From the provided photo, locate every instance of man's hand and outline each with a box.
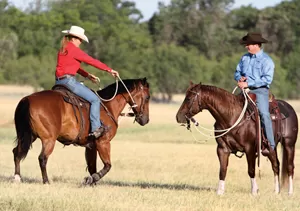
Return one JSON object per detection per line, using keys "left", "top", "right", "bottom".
{"left": 239, "top": 76, "right": 247, "bottom": 82}
{"left": 87, "top": 73, "right": 99, "bottom": 83}
{"left": 238, "top": 81, "right": 248, "bottom": 89}
{"left": 110, "top": 69, "right": 119, "bottom": 78}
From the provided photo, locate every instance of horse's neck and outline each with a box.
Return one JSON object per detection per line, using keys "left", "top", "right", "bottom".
{"left": 202, "top": 88, "right": 243, "bottom": 127}
{"left": 104, "top": 94, "right": 128, "bottom": 120}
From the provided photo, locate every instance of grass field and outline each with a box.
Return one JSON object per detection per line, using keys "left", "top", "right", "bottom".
{"left": 1, "top": 86, "right": 300, "bottom": 211}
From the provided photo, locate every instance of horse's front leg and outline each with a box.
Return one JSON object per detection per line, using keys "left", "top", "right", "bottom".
{"left": 268, "top": 148, "right": 280, "bottom": 194}
{"left": 83, "top": 139, "right": 111, "bottom": 186}
{"left": 85, "top": 144, "right": 97, "bottom": 175}
{"left": 216, "top": 144, "right": 230, "bottom": 195}
{"left": 245, "top": 147, "right": 259, "bottom": 195}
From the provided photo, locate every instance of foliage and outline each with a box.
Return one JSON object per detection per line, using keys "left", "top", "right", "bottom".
{"left": 1, "top": 0, "right": 300, "bottom": 100}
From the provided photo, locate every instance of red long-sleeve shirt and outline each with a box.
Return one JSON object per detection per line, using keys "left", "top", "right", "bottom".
{"left": 55, "top": 42, "right": 112, "bottom": 78}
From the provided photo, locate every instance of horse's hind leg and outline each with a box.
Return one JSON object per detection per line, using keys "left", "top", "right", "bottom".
{"left": 39, "top": 139, "right": 56, "bottom": 184}
{"left": 12, "top": 135, "right": 37, "bottom": 182}
{"left": 83, "top": 140, "right": 111, "bottom": 185}
{"left": 12, "top": 145, "right": 22, "bottom": 182}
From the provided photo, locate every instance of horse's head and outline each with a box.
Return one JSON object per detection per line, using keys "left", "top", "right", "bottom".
{"left": 176, "top": 81, "right": 202, "bottom": 124}
{"left": 126, "top": 78, "right": 150, "bottom": 126}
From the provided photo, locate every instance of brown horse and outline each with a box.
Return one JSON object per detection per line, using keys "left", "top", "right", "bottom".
{"left": 13, "top": 78, "right": 150, "bottom": 185}
{"left": 176, "top": 82, "right": 298, "bottom": 195}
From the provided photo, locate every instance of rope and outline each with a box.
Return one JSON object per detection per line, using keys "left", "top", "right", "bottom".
{"left": 93, "top": 75, "right": 138, "bottom": 124}
{"left": 186, "top": 87, "right": 249, "bottom": 139}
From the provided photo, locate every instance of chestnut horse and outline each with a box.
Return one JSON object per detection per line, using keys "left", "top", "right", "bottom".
{"left": 13, "top": 78, "right": 150, "bottom": 185}
{"left": 176, "top": 82, "right": 298, "bottom": 195}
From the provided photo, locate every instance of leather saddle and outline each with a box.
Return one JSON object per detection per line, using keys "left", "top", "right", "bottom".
{"left": 52, "top": 84, "right": 90, "bottom": 140}
{"left": 247, "top": 92, "right": 286, "bottom": 150}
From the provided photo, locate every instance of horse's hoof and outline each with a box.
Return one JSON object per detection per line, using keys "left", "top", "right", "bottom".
{"left": 216, "top": 190, "right": 224, "bottom": 195}
{"left": 82, "top": 176, "right": 94, "bottom": 186}
{"left": 13, "top": 174, "right": 22, "bottom": 183}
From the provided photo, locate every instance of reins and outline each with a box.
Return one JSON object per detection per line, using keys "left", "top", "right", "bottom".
{"left": 93, "top": 75, "right": 139, "bottom": 123}
{"left": 186, "top": 87, "right": 252, "bottom": 139}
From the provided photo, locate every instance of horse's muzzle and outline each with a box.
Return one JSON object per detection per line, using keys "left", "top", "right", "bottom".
{"left": 176, "top": 112, "right": 188, "bottom": 123}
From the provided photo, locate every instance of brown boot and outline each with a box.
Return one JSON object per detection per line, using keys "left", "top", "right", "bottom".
{"left": 261, "top": 148, "right": 270, "bottom": 156}
{"left": 261, "top": 140, "right": 271, "bottom": 156}
{"left": 90, "top": 125, "right": 110, "bottom": 138}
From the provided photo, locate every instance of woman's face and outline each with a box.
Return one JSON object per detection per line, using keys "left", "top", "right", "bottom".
{"left": 71, "top": 37, "right": 82, "bottom": 47}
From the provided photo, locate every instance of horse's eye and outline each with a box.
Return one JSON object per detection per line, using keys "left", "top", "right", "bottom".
{"left": 184, "top": 98, "right": 190, "bottom": 103}
{"left": 146, "top": 96, "right": 150, "bottom": 101}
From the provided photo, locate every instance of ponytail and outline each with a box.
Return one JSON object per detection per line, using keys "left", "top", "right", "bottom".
{"left": 59, "top": 35, "right": 72, "bottom": 54}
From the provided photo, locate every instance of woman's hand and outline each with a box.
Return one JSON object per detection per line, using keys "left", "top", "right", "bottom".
{"left": 110, "top": 69, "right": 119, "bottom": 78}
{"left": 87, "top": 73, "right": 99, "bottom": 83}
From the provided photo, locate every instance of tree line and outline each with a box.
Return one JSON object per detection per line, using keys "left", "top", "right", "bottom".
{"left": 0, "top": 0, "right": 300, "bottom": 101}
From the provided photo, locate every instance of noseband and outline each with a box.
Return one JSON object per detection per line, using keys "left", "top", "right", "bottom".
{"left": 125, "top": 85, "right": 147, "bottom": 121}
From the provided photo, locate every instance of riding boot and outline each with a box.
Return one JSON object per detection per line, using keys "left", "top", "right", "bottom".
{"left": 261, "top": 140, "right": 271, "bottom": 156}
{"left": 89, "top": 124, "right": 111, "bottom": 138}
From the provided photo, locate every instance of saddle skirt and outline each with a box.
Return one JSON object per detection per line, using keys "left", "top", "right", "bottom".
{"left": 52, "top": 84, "right": 90, "bottom": 140}
{"left": 247, "top": 92, "right": 286, "bottom": 145}
{"left": 52, "top": 84, "right": 90, "bottom": 108}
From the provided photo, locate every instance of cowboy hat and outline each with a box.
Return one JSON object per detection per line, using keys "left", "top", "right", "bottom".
{"left": 62, "top": 26, "right": 89, "bottom": 43}
{"left": 239, "top": 32, "right": 268, "bottom": 45}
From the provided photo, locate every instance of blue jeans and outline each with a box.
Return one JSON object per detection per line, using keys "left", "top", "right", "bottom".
{"left": 55, "top": 76, "right": 101, "bottom": 132}
{"left": 250, "top": 88, "right": 275, "bottom": 149}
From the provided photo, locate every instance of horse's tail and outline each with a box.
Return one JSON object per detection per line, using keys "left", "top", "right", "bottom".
{"left": 14, "top": 97, "right": 35, "bottom": 160}
{"left": 281, "top": 142, "right": 289, "bottom": 188}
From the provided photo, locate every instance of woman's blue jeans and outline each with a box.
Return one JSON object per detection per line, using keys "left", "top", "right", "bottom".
{"left": 55, "top": 76, "right": 101, "bottom": 132}
{"left": 250, "top": 87, "right": 275, "bottom": 149}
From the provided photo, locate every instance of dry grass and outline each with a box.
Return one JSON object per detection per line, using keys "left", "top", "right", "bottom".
{"left": 0, "top": 86, "right": 300, "bottom": 211}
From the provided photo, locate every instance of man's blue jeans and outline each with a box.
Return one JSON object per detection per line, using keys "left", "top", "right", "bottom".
{"left": 55, "top": 76, "right": 101, "bottom": 132}
{"left": 250, "top": 87, "right": 275, "bottom": 149}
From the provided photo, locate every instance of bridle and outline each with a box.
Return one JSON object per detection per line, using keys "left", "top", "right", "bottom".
{"left": 123, "top": 84, "right": 148, "bottom": 122}
{"left": 185, "top": 85, "right": 203, "bottom": 117}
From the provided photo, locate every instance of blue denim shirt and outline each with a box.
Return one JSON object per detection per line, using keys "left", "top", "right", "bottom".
{"left": 234, "top": 49, "right": 275, "bottom": 88}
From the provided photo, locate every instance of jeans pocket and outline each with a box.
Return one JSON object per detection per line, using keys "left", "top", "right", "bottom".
{"left": 66, "top": 77, "right": 77, "bottom": 91}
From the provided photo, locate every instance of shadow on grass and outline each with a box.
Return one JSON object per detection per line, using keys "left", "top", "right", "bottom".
{"left": 100, "top": 180, "right": 215, "bottom": 192}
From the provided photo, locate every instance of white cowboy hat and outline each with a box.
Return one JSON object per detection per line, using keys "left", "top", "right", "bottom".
{"left": 62, "top": 26, "right": 89, "bottom": 43}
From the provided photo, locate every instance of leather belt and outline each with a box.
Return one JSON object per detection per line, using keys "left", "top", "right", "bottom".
{"left": 249, "top": 85, "right": 268, "bottom": 90}
{"left": 55, "top": 74, "right": 75, "bottom": 81}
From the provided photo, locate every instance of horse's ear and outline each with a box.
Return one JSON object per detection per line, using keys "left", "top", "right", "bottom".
{"left": 141, "top": 77, "right": 149, "bottom": 87}
{"left": 190, "top": 81, "right": 194, "bottom": 86}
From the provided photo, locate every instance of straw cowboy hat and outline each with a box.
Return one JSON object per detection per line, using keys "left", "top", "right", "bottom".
{"left": 62, "top": 26, "right": 89, "bottom": 43}
{"left": 239, "top": 32, "right": 269, "bottom": 45}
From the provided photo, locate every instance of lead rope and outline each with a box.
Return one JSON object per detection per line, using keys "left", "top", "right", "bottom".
{"left": 187, "top": 87, "right": 249, "bottom": 140}
{"left": 94, "top": 75, "right": 137, "bottom": 124}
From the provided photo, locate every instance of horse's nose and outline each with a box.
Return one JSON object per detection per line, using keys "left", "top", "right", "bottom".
{"left": 176, "top": 111, "right": 187, "bottom": 123}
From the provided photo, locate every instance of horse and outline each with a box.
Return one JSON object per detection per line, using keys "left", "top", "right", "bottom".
{"left": 176, "top": 82, "right": 298, "bottom": 195}
{"left": 13, "top": 78, "right": 150, "bottom": 185}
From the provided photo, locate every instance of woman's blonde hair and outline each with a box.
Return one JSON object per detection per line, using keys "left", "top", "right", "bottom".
{"left": 59, "top": 35, "right": 74, "bottom": 54}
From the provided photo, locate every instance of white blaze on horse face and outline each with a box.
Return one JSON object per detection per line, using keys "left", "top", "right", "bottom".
{"left": 288, "top": 176, "right": 293, "bottom": 195}
{"left": 217, "top": 180, "right": 225, "bottom": 195}
{"left": 251, "top": 178, "right": 258, "bottom": 195}
{"left": 274, "top": 175, "right": 280, "bottom": 194}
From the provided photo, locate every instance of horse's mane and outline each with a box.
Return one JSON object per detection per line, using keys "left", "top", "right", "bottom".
{"left": 189, "top": 83, "right": 244, "bottom": 108}
{"left": 97, "top": 78, "right": 149, "bottom": 99}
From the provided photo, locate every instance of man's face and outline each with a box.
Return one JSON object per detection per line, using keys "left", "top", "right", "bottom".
{"left": 244, "top": 44, "right": 260, "bottom": 54}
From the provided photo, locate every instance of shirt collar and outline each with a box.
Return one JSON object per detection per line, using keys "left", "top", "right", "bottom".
{"left": 251, "top": 49, "right": 263, "bottom": 58}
